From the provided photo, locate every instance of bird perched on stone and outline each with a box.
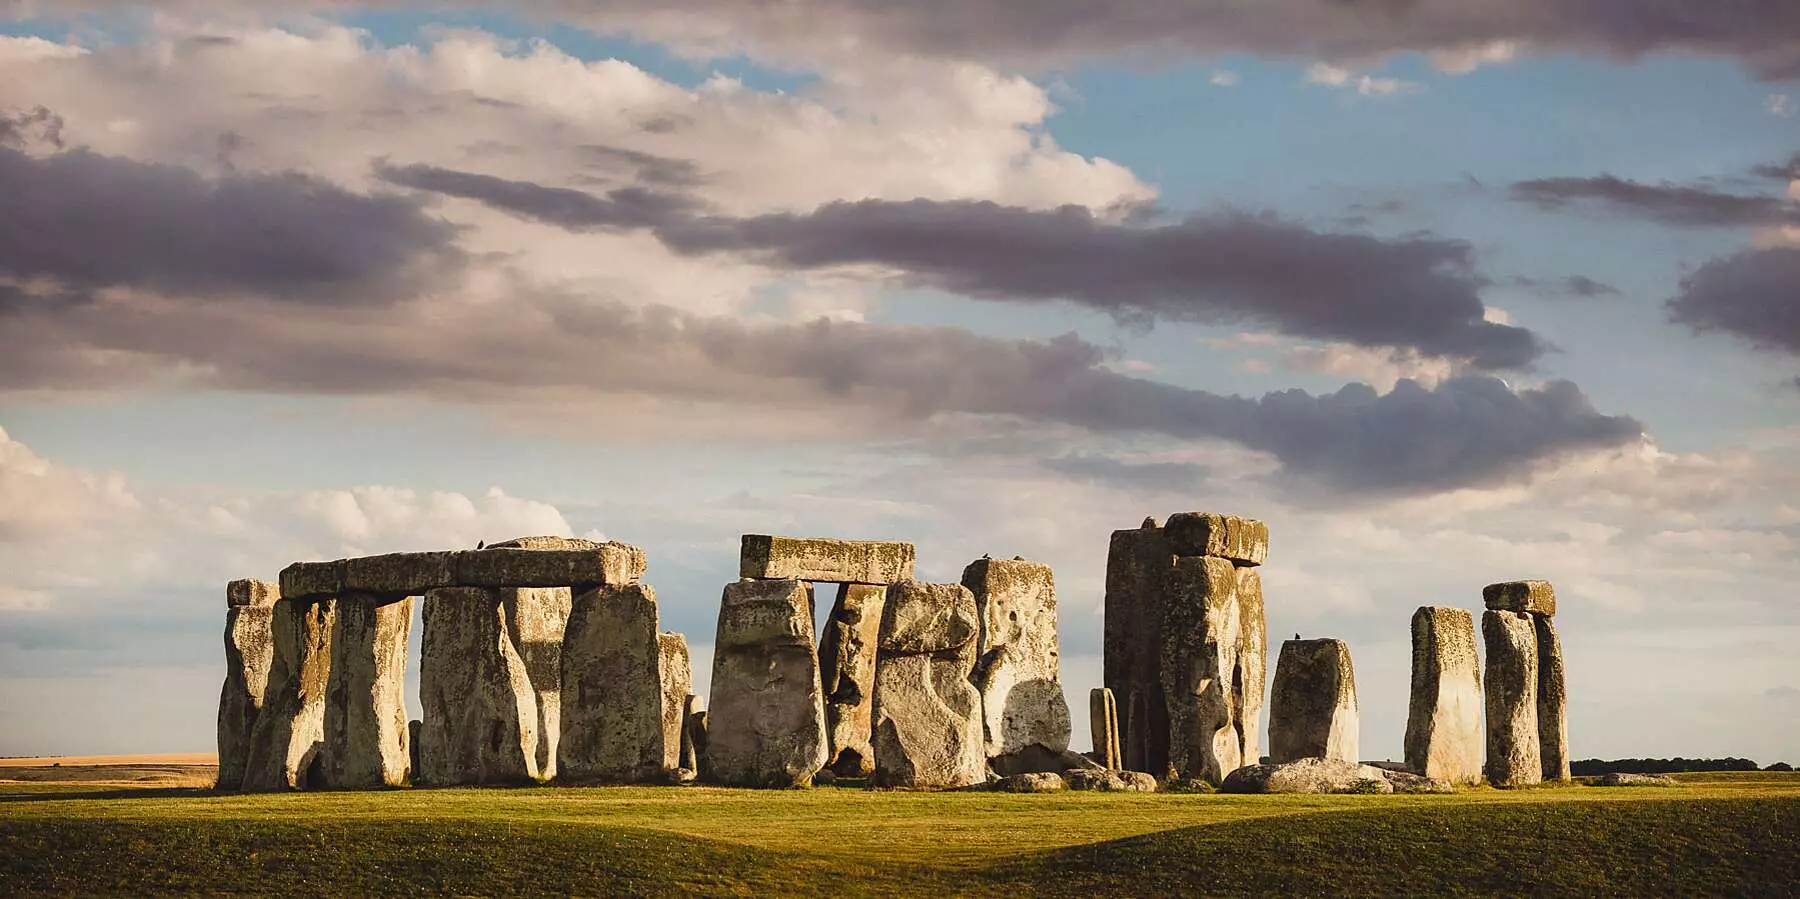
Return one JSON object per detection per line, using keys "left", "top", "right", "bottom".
{"left": 476, "top": 539, "right": 485, "bottom": 549}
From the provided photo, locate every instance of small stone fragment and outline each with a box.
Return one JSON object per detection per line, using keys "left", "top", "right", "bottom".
{"left": 1535, "top": 614, "right": 1570, "bottom": 781}
{"left": 871, "top": 580, "right": 986, "bottom": 789}
{"left": 1268, "top": 638, "right": 1359, "bottom": 765}
{"left": 217, "top": 579, "right": 279, "bottom": 791}
{"left": 1404, "top": 606, "right": 1483, "bottom": 784}
{"left": 1219, "top": 758, "right": 1397, "bottom": 794}
{"left": 1162, "top": 512, "right": 1269, "bottom": 566}
{"left": 963, "top": 557, "right": 1070, "bottom": 774}
{"left": 318, "top": 594, "right": 413, "bottom": 788}
{"left": 1065, "top": 768, "right": 1158, "bottom": 792}
{"left": 241, "top": 598, "right": 336, "bottom": 791}
{"left": 995, "top": 771, "right": 1066, "bottom": 793}
{"left": 658, "top": 632, "right": 692, "bottom": 773}
{"left": 1482, "top": 609, "right": 1542, "bottom": 787}
{"left": 818, "top": 583, "right": 887, "bottom": 776}
{"left": 1594, "top": 772, "right": 1678, "bottom": 787}
{"left": 706, "top": 578, "right": 828, "bottom": 788}
{"left": 1483, "top": 580, "right": 1557, "bottom": 617}
{"left": 738, "top": 534, "right": 915, "bottom": 584}
{"left": 559, "top": 584, "right": 668, "bottom": 783}
{"left": 1089, "top": 687, "right": 1120, "bottom": 770}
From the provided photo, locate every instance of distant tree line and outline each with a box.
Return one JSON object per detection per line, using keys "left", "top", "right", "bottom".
{"left": 1571, "top": 758, "right": 1792, "bottom": 774}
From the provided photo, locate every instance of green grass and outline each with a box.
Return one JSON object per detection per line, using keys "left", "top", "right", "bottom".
{"left": 3, "top": 773, "right": 1798, "bottom": 896}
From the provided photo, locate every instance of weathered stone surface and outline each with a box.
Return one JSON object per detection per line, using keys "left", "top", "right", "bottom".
{"left": 872, "top": 580, "right": 986, "bottom": 789}
{"left": 1220, "top": 758, "right": 1396, "bottom": 794}
{"left": 1483, "top": 580, "right": 1557, "bottom": 617}
{"left": 707, "top": 579, "right": 828, "bottom": 787}
{"left": 995, "top": 771, "right": 1067, "bottom": 793}
{"left": 217, "top": 579, "right": 279, "bottom": 790}
{"left": 1269, "top": 638, "right": 1359, "bottom": 765}
{"left": 559, "top": 584, "right": 668, "bottom": 783}
{"left": 679, "top": 695, "right": 702, "bottom": 773}
{"left": 408, "top": 719, "right": 421, "bottom": 775}
{"left": 457, "top": 544, "right": 646, "bottom": 589}
{"left": 241, "top": 598, "right": 336, "bottom": 791}
{"left": 416, "top": 587, "right": 539, "bottom": 786}
{"left": 658, "top": 632, "right": 692, "bottom": 773}
{"left": 739, "top": 534, "right": 915, "bottom": 585}
{"left": 1535, "top": 614, "right": 1570, "bottom": 781}
{"left": 1065, "top": 769, "right": 1158, "bottom": 792}
{"left": 1232, "top": 564, "right": 1268, "bottom": 767}
{"left": 344, "top": 552, "right": 456, "bottom": 597}
{"left": 688, "top": 708, "right": 710, "bottom": 778}
{"left": 1089, "top": 687, "right": 1120, "bottom": 770}
{"left": 1160, "top": 555, "right": 1243, "bottom": 783}
{"left": 279, "top": 561, "right": 344, "bottom": 601}
{"left": 963, "top": 557, "right": 1071, "bottom": 773}
{"left": 319, "top": 594, "right": 412, "bottom": 788}
{"left": 1404, "top": 606, "right": 1483, "bottom": 784}
{"left": 487, "top": 535, "right": 606, "bottom": 550}
{"left": 818, "top": 583, "right": 886, "bottom": 776}
{"left": 1482, "top": 609, "right": 1542, "bottom": 787}
{"left": 1595, "top": 772, "right": 1678, "bottom": 787}
{"left": 1383, "top": 770, "right": 1457, "bottom": 794}
{"left": 503, "top": 587, "right": 571, "bottom": 779}
{"left": 1163, "top": 512, "right": 1269, "bottom": 566}
{"left": 1104, "top": 523, "right": 1175, "bottom": 775}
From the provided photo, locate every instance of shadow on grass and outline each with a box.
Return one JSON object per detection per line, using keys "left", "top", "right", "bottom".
{"left": 0, "top": 786, "right": 215, "bottom": 803}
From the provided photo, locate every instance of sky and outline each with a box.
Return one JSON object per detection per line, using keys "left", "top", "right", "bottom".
{"left": 1, "top": 1, "right": 1797, "bottom": 765}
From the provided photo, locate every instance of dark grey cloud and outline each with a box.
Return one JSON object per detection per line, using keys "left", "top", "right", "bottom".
{"left": 1512, "top": 274, "right": 1622, "bottom": 298}
{"left": 1511, "top": 174, "right": 1799, "bottom": 228}
{"left": 1751, "top": 154, "right": 1800, "bottom": 183}
{"left": 0, "top": 106, "right": 64, "bottom": 150}
{"left": 1039, "top": 454, "right": 1212, "bottom": 492}
{"left": 0, "top": 146, "right": 461, "bottom": 300}
{"left": 379, "top": 163, "right": 1542, "bottom": 369}
{"left": 1668, "top": 247, "right": 1800, "bottom": 356}
{"left": 578, "top": 145, "right": 703, "bottom": 187}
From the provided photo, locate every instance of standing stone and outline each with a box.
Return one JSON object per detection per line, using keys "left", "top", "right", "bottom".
{"left": 1160, "top": 556, "right": 1243, "bottom": 782}
{"left": 319, "top": 594, "right": 413, "bottom": 788}
{"left": 963, "top": 558, "right": 1072, "bottom": 774}
{"left": 658, "top": 632, "right": 692, "bottom": 773}
{"left": 1103, "top": 522, "right": 1175, "bottom": 775}
{"left": 872, "top": 580, "right": 986, "bottom": 789}
{"left": 1268, "top": 638, "right": 1359, "bottom": 765}
{"left": 241, "top": 598, "right": 336, "bottom": 791}
{"left": 417, "top": 587, "right": 540, "bottom": 785}
{"left": 1404, "top": 607, "right": 1483, "bottom": 784}
{"left": 687, "top": 706, "right": 711, "bottom": 778}
{"left": 1089, "top": 687, "right": 1120, "bottom": 770}
{"left": 818, "top": 583, "right": 887, "bottom": 776}
{"left": 706, "top": 578, "right": 828, "bottom": 787}
{"left": 1482, "top": 609, "right": 1542, "bottom": 787}
{"left": 559, "top": 584, "right": 668, "bottom": 783}
{"left": 1535, "top": 614, "right": 1570, "bottom": 781}
{"left": 1232, "top": 565, "right": 1268, "bottom": 767}
{"left": 500, "top": 587, "right": 571, "bottom": 779}
{"left": 679, "top": 694, "right": 702, "bottom": 773}
{"left": 217, "top": 579, "right": 280, "bottom": 791}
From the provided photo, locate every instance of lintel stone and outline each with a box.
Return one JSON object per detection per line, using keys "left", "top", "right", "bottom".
{"left": 1163, "top": 512, "right": 1268, "bottom": 566}
{"left": 456, "top": 545, "right": 645, "bottom": 589}
{"left": 739, "top": 534, "right": 915, "bottom": 584}
{"left": 1483, "top": 580, "right": 1557, "bottom": 617}
{"left": 344, "top": 552, "right": 458, "bottom": 597}
{"left": 279, "top": 560, "right": 344, "bottom": 600}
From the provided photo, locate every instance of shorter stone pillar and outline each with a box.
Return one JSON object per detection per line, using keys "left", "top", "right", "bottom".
{"left": 1534, "top": 614, "right": 1569, "bottom": 781}
{"left": 658, "top": 632, "right": 692, "bottom": 774}
{"left": 319, "top": 593, "right": 413, "bottom": 788}
{"left": 819, "top": 583, "right": 887, "bottom": 777}
{"left": 1404, "top": 607, "right": 1482, "bottom": 783}
{"left": 240, "top": 597, "right": 337, "bottom": 791}
{"left": 964, "top": 557, "right": 1071, "bottom": 774}
{"left": 559, "top": 584, "right": 668, "bottom": 783}
{"left": 1089, "top": 687, "right": 1120, "bottom": 770}
{"left": 218, "top": 579, "right": 280, "bottom": 791}
{"left": 1482, "top": 609, "right": 1542, "bottom": 787}
{"left": 679, "top": 694, "right": 703, "bottom": 774}
{"left": 1268, "top": 638, "right": 1359, "bottom": 765}
{"left": 706, "top": 578, "right": 828, "bottom": 787}
{"left": 872, "top": 580, "right": 986, "bottom": 789}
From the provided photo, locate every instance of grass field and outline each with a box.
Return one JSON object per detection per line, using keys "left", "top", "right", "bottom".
{"left": 3, "top": 769, "right": 1798, "bottom": 896}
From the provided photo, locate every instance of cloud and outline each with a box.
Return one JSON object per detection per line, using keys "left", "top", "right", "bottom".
{"left": 1769, "top": 93, "right": 1794, "bottom": 117}
{"left": 1209, "top": 71, "right": 1239, "bottom": 87}
{"left": 1429, "top": 40, "right": 1520, "bottom": 75}
{"left": 1304, "top": 63, "right": 1418, "bottom": 96}
{"left": 0, "top": 145, "right": 463, "bottom": 301}
{"left": 1668, "top": 246, "right": 1800, "bottom": 356}
{"left": 1512, "top": 274, "right": 1623, "bottom": 298}
{"left": 1511, "top": 174, "right": 1800, "bottom": 229}
{"left": 0, "top": 424, "right": 139, "bottom": 541}
{"left": 381, "top": 164, "right": 1543, "bottom": 369}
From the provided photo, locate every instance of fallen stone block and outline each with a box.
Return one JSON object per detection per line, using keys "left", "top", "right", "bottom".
{"left": 1159, "top": 555, "right": 1243, "bottom": 783}
{"left": 1089, "top": 687, "right": 1120, "bottom": 770}
{"left": 217, "top": 579, "right": 280, "bottom": 791}
{"left": 343, "top": 551, "right": 457, "bottom": 597}
{"left": 659, "top": 632, "right": 692, "bottom": 773}
{"left": 1163, "top": 512, "right": 1269, "bottom": 566}
{"left": 416, "top": 587, "right": 540, "bottom": 786}
{"left": 241, "top": 598, "right": 336, "bottom": 791}
{"left": 318, "top": 593, "right": 413, "bottom": 788}
{"left": 819, "top": 583, "right": 886, "bottom": 776}
{"left": 1219, "top": 758, "right": 1396, "bottom": 794}
{"left": 706, "top": 579, "right": 828, "bottom": 787}
{"left": 1065, "top": 769, "right": 1158, "bottom": 792}
{"left": 279, "top": 561, "right": 344, "bottom": 601}
{"left": 1483, "top": 580, "right": 1557, "bottom": 617}
{"left": 963, "top": 557, "right": 1071, "bottom": 774}
{"left": 1482, "top": 609, "right": 1542, "bottom": 787}
{"left": 1536, "top": 614, "right": 1570, "bottom": 781}
{"left": 738, "top": 534, "right": 915, "bottom": 584}
{"left": 872, "top": 580, "right": 986, "bottom": 789}
{"left": 559, "top": 584, "right": 668, "bottom": 784}
{"left": 1382, "top": 770, "right": 1456, "bottom": 794}
{"left": 1269, "top": 638, "right": 1360, "bottom": 765}
{"left": 994, "top": 771, "right": 1067, "bottom": 793}
{"left": 1594, "top": 772, "right": 1678, "bottom": 787}
{"left": 1404, "top": 606, "right": 1483, "bottom": 784}
{"left": 456, "top": 544, "right": 646, "bottom": 589}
